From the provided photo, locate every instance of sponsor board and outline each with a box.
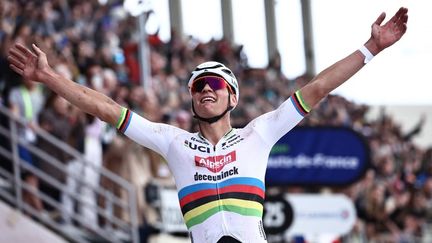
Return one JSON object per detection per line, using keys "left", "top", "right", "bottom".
{"left": 267, "top": 127, "right": 370, "bottom": 186}
{"left": 287, "top": 194, "right": 356, "bottom": 236}
{"left": 159, "top": 188, "right": 188, "bottom": 232}
{"left": 263, "top": 193, "right": 356, "bottom": 240}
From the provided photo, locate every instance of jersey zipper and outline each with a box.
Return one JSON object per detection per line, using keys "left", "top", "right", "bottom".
{"left": 199, "top": 131, "right": 234, "bottom": 235}
{"left": 213, "top": 142, "right": 229, "bottom": 236}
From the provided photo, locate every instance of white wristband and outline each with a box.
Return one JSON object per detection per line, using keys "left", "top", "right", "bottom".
{"left": 359, "top": 45, "right": 374, "bottom": 64}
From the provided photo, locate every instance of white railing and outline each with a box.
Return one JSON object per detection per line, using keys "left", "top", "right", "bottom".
{"left": 0, "top": 104, "right": 140, "bottom": 243}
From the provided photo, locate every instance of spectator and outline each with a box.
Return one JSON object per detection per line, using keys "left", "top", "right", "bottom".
{"left": 38, "top": 92, "right": 85, "bottom": 221}
{"left": 8, "top": 77, "right": 45, "bottom": 213}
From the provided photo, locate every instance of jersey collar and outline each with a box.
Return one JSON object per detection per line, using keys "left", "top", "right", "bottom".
{"left": 197, "top": 128, "right": 235, "bottom": 143}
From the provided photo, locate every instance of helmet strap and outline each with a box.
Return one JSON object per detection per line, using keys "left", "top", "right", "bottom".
{"left": 192, "top": 93, "right": 233, "bottom": 124}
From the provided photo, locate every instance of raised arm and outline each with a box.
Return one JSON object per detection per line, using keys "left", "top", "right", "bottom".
{"left": 300, "top": 7, "right": 408, "bottom": 108}
{"left": 7, "top": 43, "right": 122, "bottom": 126}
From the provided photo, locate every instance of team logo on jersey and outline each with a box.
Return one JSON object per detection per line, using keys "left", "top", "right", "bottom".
{"left": 194, "top": 166, "right": 239, "bottom": 181}
{"left": 195, "top": 151, "right": 237, "bottom": 172}
{"left": 184, "top": 140, "right": 211, "bottom": 153}
{"left": 190, "top": 136, "right": 209, "bottom": 145}
{"left": 221, "top": 134, "right": 244, "bottom": 150}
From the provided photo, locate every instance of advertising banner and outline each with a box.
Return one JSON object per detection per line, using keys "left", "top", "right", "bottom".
{"left": 266, "top": 127, "right": 370, "bottom": 186}
{"left": 263, "top": 194, "right": 356, "bottom": 241}
{"left": 159, "top": 188, "right": 188, "bottom": 232}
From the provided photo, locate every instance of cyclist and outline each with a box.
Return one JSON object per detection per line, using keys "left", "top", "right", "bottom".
{"left": 7, "top": 7, "right": 408, "bottom": 243}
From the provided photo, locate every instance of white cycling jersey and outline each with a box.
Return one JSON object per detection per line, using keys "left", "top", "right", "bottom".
{"left": 116, "top": 90, "right": 310, "bottom": 243}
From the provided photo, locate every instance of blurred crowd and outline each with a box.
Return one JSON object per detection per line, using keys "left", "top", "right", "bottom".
{"left": 0, "top": 1, "right": 431, "bottom": 243}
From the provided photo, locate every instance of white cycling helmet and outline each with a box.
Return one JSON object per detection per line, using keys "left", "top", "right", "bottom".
{"left": 188, "top": 61, "right": 239, "bottom": 100}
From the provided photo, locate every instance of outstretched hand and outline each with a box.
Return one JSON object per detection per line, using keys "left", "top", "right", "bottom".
{"left": 7, "top": 43, "right": 50, "bottom": 82}
{"left": 370, "top": 7, "right": 408, "bottom": 53}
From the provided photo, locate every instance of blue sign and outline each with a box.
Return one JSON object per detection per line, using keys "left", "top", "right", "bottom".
{"left": 266, "top": 127, "right": 370, "bottom": 186}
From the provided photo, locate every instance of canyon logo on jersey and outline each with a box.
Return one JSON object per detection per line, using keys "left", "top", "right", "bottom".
{"left": 195, "top": 151, "right": 237, "bottom": 172}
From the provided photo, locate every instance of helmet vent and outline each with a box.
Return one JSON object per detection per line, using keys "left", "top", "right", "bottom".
{"left": 221, "top": 68, "right": 235, "bottom": 78}
{"left": 194, "top": 63, "right": 224, "bottom": 71}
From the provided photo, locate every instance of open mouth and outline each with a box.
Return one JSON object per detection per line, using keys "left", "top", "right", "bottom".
{"left": 200, "top": 96, "right": 216, "bottom": 103}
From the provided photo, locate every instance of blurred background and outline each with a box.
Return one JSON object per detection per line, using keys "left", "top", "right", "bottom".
{"left": 0, "top": 0, "right": 431, "bottom": 243}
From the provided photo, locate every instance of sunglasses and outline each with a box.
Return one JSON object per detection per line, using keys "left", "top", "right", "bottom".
{"left": 191, "top": 76, "right": 233, "bottom": 94}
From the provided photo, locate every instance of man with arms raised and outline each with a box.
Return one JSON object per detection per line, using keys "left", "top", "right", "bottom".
{"left": 7, "top": 7, "right": 408, "bottom": 243}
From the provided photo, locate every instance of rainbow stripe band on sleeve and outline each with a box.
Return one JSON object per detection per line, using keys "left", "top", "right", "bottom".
{"left": 116, "top": 107, "right": 132, "bottom": 133}
{"left": 291, "top": 90, "right": 311, "bottom": 116}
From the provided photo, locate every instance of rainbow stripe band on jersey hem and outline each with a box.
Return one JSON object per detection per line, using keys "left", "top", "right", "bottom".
{"left": 116, "top": 107, "right": 132, "bottom": 133}
{"left": 184, "top": 200, "right": 263, "bottom": 228}
{"left": 291, "top": 90, "right": 311, "bottom": 116}
{"left": 178, "top": 177, "right": 265, "bottom": 229}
